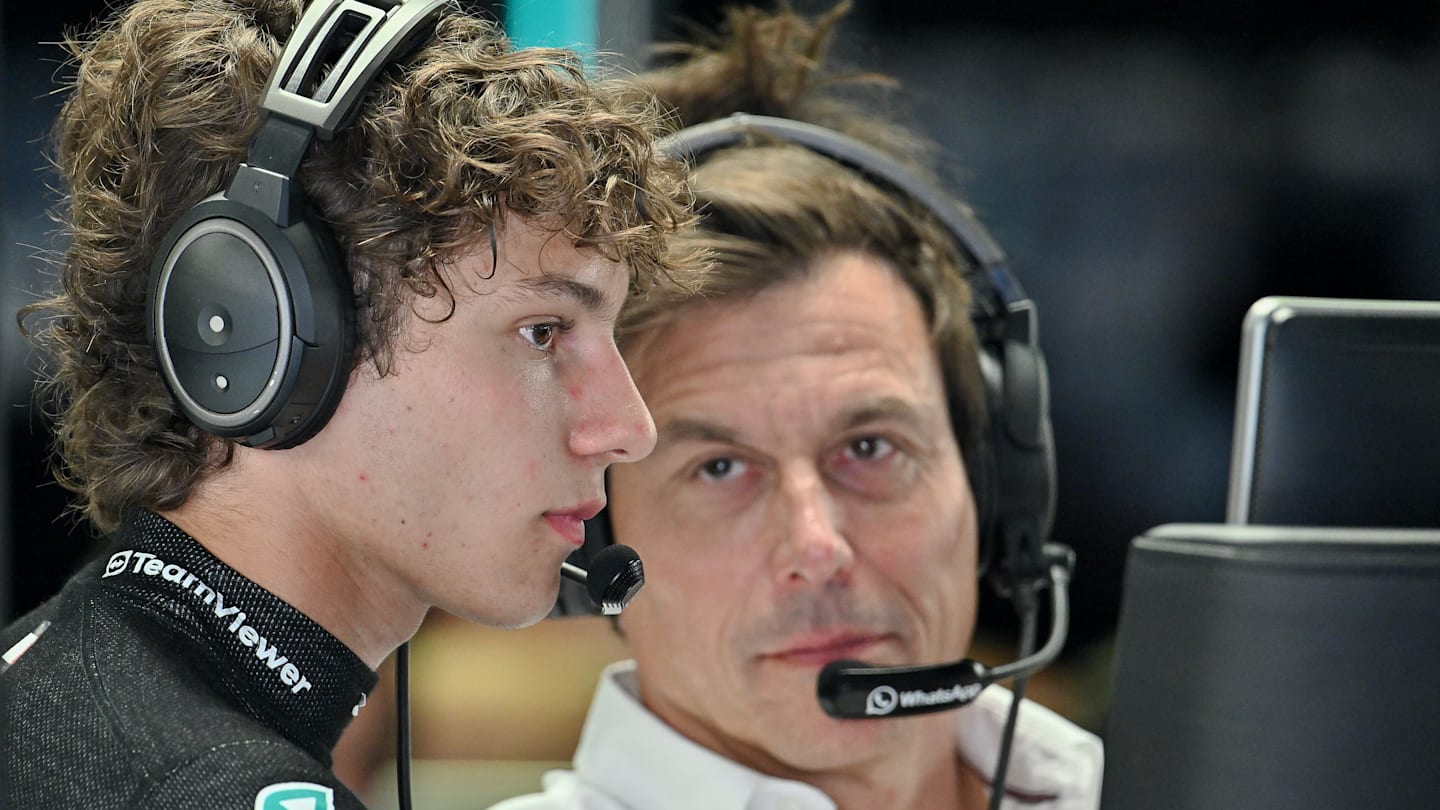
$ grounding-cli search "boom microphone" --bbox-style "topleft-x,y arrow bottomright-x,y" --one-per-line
816,547 -> 1072,719
561,544 -> 645,615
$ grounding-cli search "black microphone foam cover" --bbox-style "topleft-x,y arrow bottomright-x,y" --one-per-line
587,544 -> 645,615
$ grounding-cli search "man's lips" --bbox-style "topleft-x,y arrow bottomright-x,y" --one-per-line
760,632 -> 892,667
543,501 -> 604,547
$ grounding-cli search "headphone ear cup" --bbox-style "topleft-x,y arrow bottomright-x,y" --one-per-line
148,195 -> 353,449
967,345 -> 1004,579
145,0 -> 456,449
981,326 -> 1057,596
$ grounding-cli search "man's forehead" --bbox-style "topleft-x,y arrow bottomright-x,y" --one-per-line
646,254 -> 929,342
632,313 -> 942,399
653,394 -> 938,449
489,250 -> 629,321
484,219 -> 628,304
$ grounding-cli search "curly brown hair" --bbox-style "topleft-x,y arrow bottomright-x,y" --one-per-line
618,1 -> 987,469
20,0 -> 701,532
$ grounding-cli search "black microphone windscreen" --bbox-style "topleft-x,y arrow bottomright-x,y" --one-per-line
586,544 -> 645,615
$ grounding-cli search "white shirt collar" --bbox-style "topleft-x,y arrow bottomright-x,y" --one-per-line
557,660 -> 1101,810
566,662 -> 834,810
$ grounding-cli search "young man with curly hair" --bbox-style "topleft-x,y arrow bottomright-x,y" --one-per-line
494,4 -> 1101,809
0,0 -> 700,805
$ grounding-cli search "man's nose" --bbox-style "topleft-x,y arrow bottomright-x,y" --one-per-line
569,342 -> 657,464
772,469 -> 855,587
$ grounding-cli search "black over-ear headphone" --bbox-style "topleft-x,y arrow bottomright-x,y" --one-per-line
555,112 -> 1059,616
147,0 -> 448,449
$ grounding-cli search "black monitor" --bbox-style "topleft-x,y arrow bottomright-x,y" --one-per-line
1101,523 -> 1440,810
1226,296 -> 1440,527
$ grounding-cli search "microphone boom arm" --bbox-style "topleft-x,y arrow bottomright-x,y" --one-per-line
817,545 -> 1073,719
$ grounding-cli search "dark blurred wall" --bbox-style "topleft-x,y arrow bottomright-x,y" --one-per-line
3,0 -> 114,626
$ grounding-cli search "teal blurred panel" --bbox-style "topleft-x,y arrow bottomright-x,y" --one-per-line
504,0 -> 598,53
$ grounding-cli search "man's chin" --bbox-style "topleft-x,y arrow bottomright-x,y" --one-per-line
754,710 -> 905,772
451,587 -> 558,630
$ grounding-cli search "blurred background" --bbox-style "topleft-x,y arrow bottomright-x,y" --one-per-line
4,0 -> 1439,805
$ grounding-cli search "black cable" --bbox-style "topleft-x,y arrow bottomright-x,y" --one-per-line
987,588 -> 1041,810
396,641 -> 413,810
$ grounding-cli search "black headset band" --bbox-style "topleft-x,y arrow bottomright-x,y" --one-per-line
657,113 -> 1032,327
230,0 -> 449,228
263,0 -> 449,140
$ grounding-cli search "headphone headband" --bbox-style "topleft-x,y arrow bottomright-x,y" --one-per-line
264,0 -> 450,140
658,113 -> 1031,327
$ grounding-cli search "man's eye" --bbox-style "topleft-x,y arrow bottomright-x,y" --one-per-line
698,457 -> 747,482
845,436 -> 894,461
520,321 -> 565,352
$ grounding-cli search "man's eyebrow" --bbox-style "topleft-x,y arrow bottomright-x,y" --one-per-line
656,418 -> 741,449
656,399 -> 930,450
833,397 -> 931,433
507,275 -> 614,317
